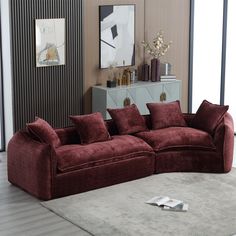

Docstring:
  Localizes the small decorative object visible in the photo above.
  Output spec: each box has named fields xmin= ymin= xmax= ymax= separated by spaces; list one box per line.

xmin=160 ymin=92 xmax=167 ymax=102
xmin=122 ymin=68 xmax=131 ymax=85
xmin=141 ymin=64 xmax=150 ymax=81
xmin=35 ymin=18 xmax=65 ymax=67
xmin=130 ymin=69 xmax=137 ymax=83
xmin=123 ymin=97 xmax=131 ymax=107
xmin=116 ymin=72 xmax=123 ymax=86
xmin=107 ymin=80 xmax=117 ymax=88
xmin=160 ymin=62 xmax=176 ymax=81
xmin=108 ymin=64 xmax=115 ymax=81
xmin=107 ymin=64 xmax=118 ymax=87
xmin=161 ymin=62 xmax=172 ymax=76
xmin=142 ymin=31 xmax=172 ymax=82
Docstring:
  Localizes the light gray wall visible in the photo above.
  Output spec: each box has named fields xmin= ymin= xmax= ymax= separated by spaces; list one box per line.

xmin=0 ymin=0 xmax=13 ymax=146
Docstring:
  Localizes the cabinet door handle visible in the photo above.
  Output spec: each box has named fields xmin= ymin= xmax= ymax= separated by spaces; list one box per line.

xmin=123 ymin=97 xmax=131 ymax=107
xmin=160 ymin=92 xmax=166 ymax=102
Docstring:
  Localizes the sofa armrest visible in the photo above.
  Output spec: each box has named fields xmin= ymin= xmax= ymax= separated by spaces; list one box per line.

xmin=7 ymin=131 xmax=56 ymax=200
xmin=213 ymin=112 xmax=234 ymax=173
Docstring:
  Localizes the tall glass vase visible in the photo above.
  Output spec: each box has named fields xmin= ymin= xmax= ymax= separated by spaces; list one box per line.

xmin=151 ymin=58 xmax=160 ymax=82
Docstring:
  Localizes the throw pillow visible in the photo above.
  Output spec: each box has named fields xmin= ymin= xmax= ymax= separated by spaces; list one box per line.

xmin=69 ymin=112 xmax=111 ymax=144
xmin=27 ymin=117 xmax=61 ymax=148
xmin=192 ymin=100 xmax=229 ymax=134
xmin=147 ymin=100 xmax=187 ymax=130
xmin=107 ymin=104 xmax=148 ymax=135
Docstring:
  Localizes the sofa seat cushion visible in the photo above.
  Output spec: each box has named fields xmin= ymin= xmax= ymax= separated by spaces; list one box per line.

xmin=135 ymin=127 xmax=216 ymax=152
xmin=56 ymin=135 xmax=154 ymax=173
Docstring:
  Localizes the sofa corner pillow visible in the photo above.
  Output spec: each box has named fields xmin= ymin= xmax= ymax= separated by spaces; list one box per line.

xmin=69 ymin=112 xmax=111 ymax=144
xmin=147 ymin=100 xmax=187 ymax=130
xmin=192 ymin=100 xmax=229 ymax=134
xmin=107 ymin=104 xmax=148 ymax=135
xmin=26 ymin=117 xmax=61 ymax=148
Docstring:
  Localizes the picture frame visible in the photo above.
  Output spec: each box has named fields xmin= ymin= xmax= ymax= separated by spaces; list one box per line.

xmin=99 ymin=5 xmax=135 ymax=69
xmin=35 ymin=18 xmax=65 ymax=67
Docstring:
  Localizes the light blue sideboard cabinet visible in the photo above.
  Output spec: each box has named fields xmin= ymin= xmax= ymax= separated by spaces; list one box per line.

xmin=92 ymin=80 xmax=181 ymax=119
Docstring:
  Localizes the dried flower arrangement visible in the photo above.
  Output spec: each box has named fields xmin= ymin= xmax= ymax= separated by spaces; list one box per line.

xmin=142 ymin=31 xmax=172 ymax=59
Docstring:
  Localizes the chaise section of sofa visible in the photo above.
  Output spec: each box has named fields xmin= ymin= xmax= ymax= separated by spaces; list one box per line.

xmin=7 ymin=124 xmax=155 ymax=200
xmin=53 ymin=133 xmax=155 ymax=199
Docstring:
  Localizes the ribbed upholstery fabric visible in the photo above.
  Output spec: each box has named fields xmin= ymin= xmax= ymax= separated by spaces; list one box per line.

xmin=7 ymin=113 xmax=234 ymax=200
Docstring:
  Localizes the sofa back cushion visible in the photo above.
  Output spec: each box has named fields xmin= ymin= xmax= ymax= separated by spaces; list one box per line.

xmin=54 ymin=120 xmax=119 ymax=145
xmin=105 ymin=119 xmax=119 ymax=135
xmin=27 ymin=117 xmax=61 ymax=148
xmin=192 ymin=100 xmax=229 ymax=134
xmin=56 ymin=127 xmax=80 ymax=145
xmin=107 ymin=104 xmax=148 ymax=135
xmin=147 ymin=101 xmax=187 ymax=130
xmin=182 ymin=113 xmax=195 ymax=127
xmin=70 ymin=112 xmax=111 ymax=144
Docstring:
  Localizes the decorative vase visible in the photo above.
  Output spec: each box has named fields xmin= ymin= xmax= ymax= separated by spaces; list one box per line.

xmin=151 ymin=58 xmax=160 ymax=82
xmin=141 ymin=64 xmax=149 ymax=81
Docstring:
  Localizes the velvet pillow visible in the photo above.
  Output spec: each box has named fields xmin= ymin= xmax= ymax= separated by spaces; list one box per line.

xmin=192 ymin=100 xmax=229 ymax=134
xmin=27 ymin=117 xmax=61 ymax=148
xmin=147 ymin=100 xmax=187 ymax=130
xmin=69 ymin=112 xmax=111 ymax=144
xmin=107 ymin=104 xmax=148 ymax=135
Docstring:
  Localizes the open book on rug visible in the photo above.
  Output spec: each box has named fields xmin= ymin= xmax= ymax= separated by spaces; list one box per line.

xmin=162 ymin=203 xmax=188 ymax=212
xmin=146 ymin=196 xmax=188 ymax=212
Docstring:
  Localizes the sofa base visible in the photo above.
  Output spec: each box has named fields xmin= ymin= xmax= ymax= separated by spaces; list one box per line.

xmin=53 ymin=154 xmax=155 ymax=199
xmin=155 ymin=150 xmax=224 ymax=174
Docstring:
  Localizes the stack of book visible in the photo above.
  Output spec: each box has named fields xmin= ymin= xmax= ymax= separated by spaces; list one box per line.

xmin=146 ymin=195 xmax=188 ymax=212
xmin=160 ymin=74 xmax=177 ymax=82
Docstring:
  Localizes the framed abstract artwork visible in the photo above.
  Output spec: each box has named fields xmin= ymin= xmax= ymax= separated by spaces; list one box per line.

xmin=99 ymin=5 xmax=135 ymax=69
xmin=35 ymin=18 xmax=65 ymax=67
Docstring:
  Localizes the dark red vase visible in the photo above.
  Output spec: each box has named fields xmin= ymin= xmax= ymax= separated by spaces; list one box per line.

xmin=151 ymin=58 xmax=160 ymax=82
xmin=141 ymin=64 xmax=149 ymax=81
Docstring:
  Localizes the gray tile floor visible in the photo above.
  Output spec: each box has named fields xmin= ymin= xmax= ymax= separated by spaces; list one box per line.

xmin=0 ymin=152 xmax=90 ymax=236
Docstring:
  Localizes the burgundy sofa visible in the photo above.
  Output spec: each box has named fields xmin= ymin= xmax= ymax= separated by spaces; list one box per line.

xmin=7 ymin=113 xmax=234 ymax=200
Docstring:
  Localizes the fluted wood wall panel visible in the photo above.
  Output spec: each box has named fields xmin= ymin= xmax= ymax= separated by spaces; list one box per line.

xmin=10 ymin=0 xmax=83 ymax=131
